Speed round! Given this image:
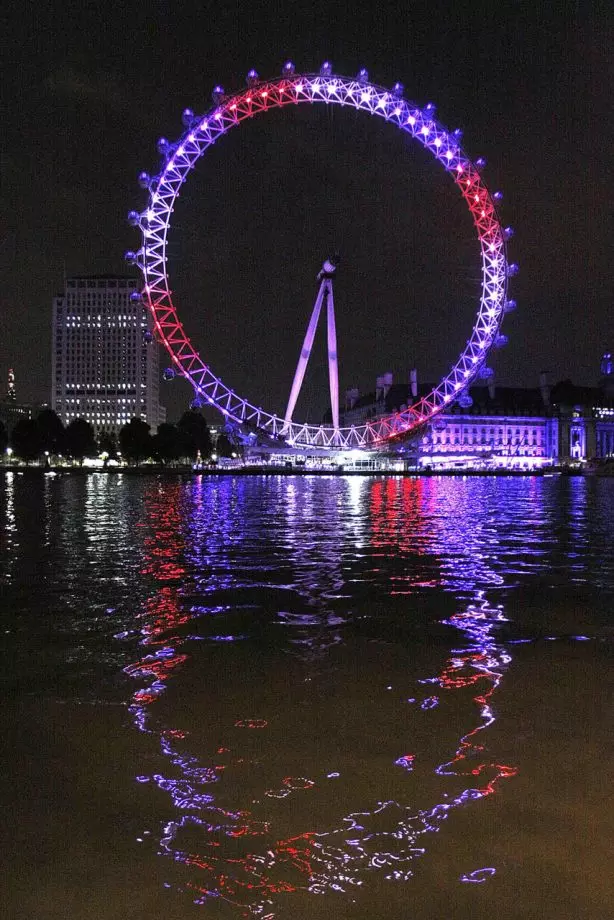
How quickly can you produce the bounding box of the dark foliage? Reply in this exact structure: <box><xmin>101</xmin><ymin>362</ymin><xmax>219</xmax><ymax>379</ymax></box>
<box><xmin>118</xmin><ymin>418</ymin><xmax>153</xmax><ymax>466</ymax></box>
<box><xmin>216</xmin><ymin>433</ymin><xmax>235</xmax><ymax>458</ymax></box>
<box><xmin>177</xmin><ymin>411</ymin><xmax>212</xmax><ymax>461</ymax></box>
<box><xmin>65</xmin><ymin>418</ymin><xmax>97</xmax><ymax>463</ymax></box>
<box><xmin>35</xmin><ymin>408</ymin><xmax>65</xmax><ymax>456</ymax></box>
<box><xmin>11</xmin><ymin>418</ymin><xmax>43</xmax><ymax>463</ymax></box>
<box><xmin>152</xmin><ymin>423</ymin><xmax>182</xmax><ymax>465</ymax></box>
<box><xmin>98</xmin><ymin>432</ymin><xmax>118</xmax><ymax>458</ymax></box>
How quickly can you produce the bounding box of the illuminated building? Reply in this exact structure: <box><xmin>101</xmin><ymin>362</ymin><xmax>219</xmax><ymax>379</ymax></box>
<box><xmin>7</xmin><ymin>368</ymin><xmax>15</xmax><ymax>401</ymax></box>
<box><xmin>0</xmin><ymin>368</ymin><xmax>37</xmax><ymax>431</ymax></box>
<box><xmin>337</xmin><ymin>356</ymin><xmax>614</xmax><ymax>468</ymax></box>
<box><xmin>51</xmin><ymin>275</ymin><xmax>166</xmax><ymax>436</ymax></box>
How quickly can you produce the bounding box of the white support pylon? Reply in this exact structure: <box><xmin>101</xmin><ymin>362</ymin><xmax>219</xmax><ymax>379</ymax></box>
<box><xmin>283</xmin><ymin>257</ymin><xmax>340</xmax><ymax>436</ymax></box>
<box><xmin>326</xmin><ymin>280</ymin><xmax>339</xmax><ymax>430</ymax></box>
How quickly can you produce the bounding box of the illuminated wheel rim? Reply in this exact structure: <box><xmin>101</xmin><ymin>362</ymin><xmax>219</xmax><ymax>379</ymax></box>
<box><xmin>128</xmin><ymin>67</ymin><xmax>515</xmax><ymax>450</ymax></box>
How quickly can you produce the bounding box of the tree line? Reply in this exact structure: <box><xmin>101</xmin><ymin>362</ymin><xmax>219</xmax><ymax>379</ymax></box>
<box><xmin>0</xmin><ymin>408</ymin><xmax>235</xmax><ymax>466</ymax></box>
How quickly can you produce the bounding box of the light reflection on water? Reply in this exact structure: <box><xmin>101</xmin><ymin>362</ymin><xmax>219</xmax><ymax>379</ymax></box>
<box><xmin>115</xmin><ymin>475</ymin><xmax>610</xmax><ymax>916</ymax></box>
<box><xmin>1</xmin><ymin>473</ymin><xmax>613</xmax><ymax>917</ymax></box>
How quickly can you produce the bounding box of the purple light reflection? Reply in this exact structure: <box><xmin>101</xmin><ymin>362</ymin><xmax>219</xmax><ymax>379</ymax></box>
<box><xmin>119</xmin><ymin>477</ymin><xmax>533</xmax><ymax>915</ymax></box>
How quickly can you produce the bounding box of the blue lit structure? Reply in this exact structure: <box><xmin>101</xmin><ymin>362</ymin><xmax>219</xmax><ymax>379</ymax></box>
<box><xmin>336</xmin><ymin>358</ymin><xmax>614</xmax><ymax>468</ymax></box>
<box><xmin>128</xmin><ymin>63</ymin><xmax>515</xmax><ymax>450</ymax></box>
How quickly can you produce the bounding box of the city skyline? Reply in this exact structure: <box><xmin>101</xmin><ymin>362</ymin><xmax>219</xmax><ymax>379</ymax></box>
<box><xmin>1</xmin><ymin>3</ymin><xmax>612</xmax><ymax>424</ymax></box>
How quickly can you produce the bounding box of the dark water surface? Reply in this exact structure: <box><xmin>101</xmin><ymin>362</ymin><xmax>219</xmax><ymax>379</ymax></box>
<box><xmin>1</xmin><ymin>472</ymin><xmax>613</xmax><ymax>920</ymax></box>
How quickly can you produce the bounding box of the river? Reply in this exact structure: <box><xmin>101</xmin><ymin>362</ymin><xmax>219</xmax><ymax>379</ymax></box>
<box><xmin>1</xmin><ymin>472</ymin><xmax>613</xmax><ymax>919</ymax></box>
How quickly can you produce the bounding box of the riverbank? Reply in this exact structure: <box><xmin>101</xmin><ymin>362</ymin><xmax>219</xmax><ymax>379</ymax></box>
<box><xmin>2</xmin><ymin>464</ymin><xmax>612</xmax><ymax>477</ymax></box>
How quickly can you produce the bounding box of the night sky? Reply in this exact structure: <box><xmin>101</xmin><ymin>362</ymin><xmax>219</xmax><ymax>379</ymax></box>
<box><xmin>2</xmin><ymin>1</ymin><xmax>612</xmax><ymax>422</ymax></box>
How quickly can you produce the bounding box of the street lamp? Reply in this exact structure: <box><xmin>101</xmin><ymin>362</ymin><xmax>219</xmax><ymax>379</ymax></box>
<box><xmin>6</xmin><ymin>447</ymin><xmax>13</xmax><ymax>464</ymax></box>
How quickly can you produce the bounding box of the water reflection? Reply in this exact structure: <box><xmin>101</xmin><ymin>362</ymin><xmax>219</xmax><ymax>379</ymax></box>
<box><xmin>0</xmin><ymin>471</ymin><xmax>17</xmax><ymax>585</ymax></box>
<box><xmin>1</xmin><ymin>472</ymin><xmax>612</xmax><ymax>917</ymax></box>
<box><xmin>122</xmin><ymin>476</ymin><xmax>539</xmax><ymax>915</ymax></box>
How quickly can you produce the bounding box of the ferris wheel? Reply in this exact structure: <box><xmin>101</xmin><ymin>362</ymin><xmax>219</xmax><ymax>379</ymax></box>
<box><xmin>126</xmin><ymin>62</ymin><xmax>516</xmax><ymax>450</ymax></box>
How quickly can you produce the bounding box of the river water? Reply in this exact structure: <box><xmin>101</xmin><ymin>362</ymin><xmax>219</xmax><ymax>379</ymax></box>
<box><xmin>1</xmin><ymin>472</ymin><xmax>613</xmax><ymax>919</ymax></box>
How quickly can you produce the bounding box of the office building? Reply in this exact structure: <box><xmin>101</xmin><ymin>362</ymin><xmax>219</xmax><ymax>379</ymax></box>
<box><xmin>52</xmin><ymin>276</ymin><xmax>165</xmax><ymax>436</ymax></box>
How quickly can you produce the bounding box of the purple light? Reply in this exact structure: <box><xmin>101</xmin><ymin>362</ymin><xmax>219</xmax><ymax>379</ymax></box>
<box><xmin>134</xmin><ymin>69</ymin><xmax>512</xmax><ymax>452</ymax></box>
<box><xmin>421</xmin><ymin>696</ymin><xmax>439</xmax><ymax>710</ymax></box>
<box><xmin>460</xmin><ymin>867</ymin><xmax>496</xmax><ymax>883</ymax></box>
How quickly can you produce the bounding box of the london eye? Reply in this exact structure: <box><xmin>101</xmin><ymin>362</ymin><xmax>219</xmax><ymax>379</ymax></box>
<box><xmin>126</xmin><ymin>62</ymin><xmax>516</xmax><ymax>450</ymax></box>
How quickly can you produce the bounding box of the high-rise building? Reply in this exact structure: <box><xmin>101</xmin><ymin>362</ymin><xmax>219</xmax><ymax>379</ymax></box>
<box><xmin>52</xmin><ymin>275</ymin><xmax>166</xmax><ymax>436</ymax></box>
<box><xmin>7</xmin><ymin>368</ymin><xmax>16</xmax><ymax>401</ymax></box>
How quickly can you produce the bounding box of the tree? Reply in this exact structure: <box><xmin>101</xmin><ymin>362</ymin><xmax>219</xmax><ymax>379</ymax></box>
<box><xmin>0</xmin><ymin>420</ymin><xmax>8</xmax><ymax>459</ymax></box>
<box><xmin>177</xmin><ymin>411</ymin><xmax>212</xmax><ymax>461</ymax></box>
<box><xmin>35</xmin><ymin>408</ymin><xmax>65</xmax><ymax>458</ymax></box>
<box><xmin>152</xmin><ymin>423</ymin><xmax>181</xmax><ymax>465</ymax></box>
<box><xmin>216</xmin><ymin>433</ymin><xmax>235</xmax><ymax>458</ymax></box>
<box><xmin>10</xmin><ymin>418</ymin><xmax>43</xmax><ymax>464</ymax></box>
<box><xmin>65</xmin><ymin>418</ymin><xmax>97</xmax><ymax>465</ymax></box>
<box><xmin>98</xmin><ymin>431</ymin><xmax>117</xmax><ymax>459</ymax></box>
<box><xmin>119</xmin><ymin>418</ymin><xmax>152</xmax><ymax>466</ymax></box>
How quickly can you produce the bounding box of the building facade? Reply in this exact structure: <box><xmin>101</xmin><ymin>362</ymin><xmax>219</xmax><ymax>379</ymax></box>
<box><xmin>52</xmin><ymin>276</ymin><xmax>165</xmax><ymax>436</ymax></box>
<box><xmin>0</xmin><ymin>369</ymin><xmax>38</xmax><ymax>433</ymax></box>
<box><xmin>337</xmin><ymin>357</ymin><xmax>614</xmax><ymax>469</ymax></box>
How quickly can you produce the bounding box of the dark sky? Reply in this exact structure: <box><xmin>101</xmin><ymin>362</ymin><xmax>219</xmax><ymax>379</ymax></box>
<box><xmin>2</xmin><ymin>0</ymin><xmax>612</xmax><ymax>422</ymax></box>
